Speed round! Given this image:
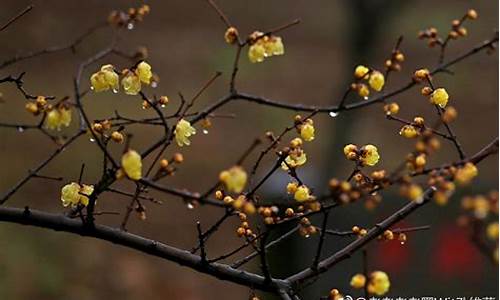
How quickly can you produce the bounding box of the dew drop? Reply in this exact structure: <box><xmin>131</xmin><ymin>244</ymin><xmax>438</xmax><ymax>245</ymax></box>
<box><xmin>17</xmin><ymin>126</ymin><xmax>25</xmax><ymax>133</ymax></box>
<box><xmin>160</xmin><ymin>104</ymin><xmax>166</xmax><ymax>108</ymax></box>
<box><xmin>151</xmin><ymin>82</ymin><xmax>158</xmax><ymax>88</ymax></box>
<box><xmin>400</xmin><ymin>241</ymin><xmax>405</xmax><ymax>245</ymax></box>
<box><xmin>363</xmin><ymin>96</ymin><xmax>369</xmax><ymax>100</ymax></box>
<box><xmin>329</xmin><ymin>111</ymin><xmax>338</xmax><ymax>118</ymax></box>
<box><xmin>90</xmin><ymin>86</ymin><xmax>95</xmax><ymax>91</ymax></box>
<box><xmin>304</xmin><ymin>234</ymin><xmax>310</xmax><ymax>238</ymax></box>
<box><xmin>89</xmin><ymin>138</ymin><xmax>96</xmax><ymax>143</ymax></box>
<box><xmin>186</xmin><ymin>202</ymin><xmax>195</xmax><ymax>210</ymax></box>
<box><xmin>112</xmin><ymin>88</ymin><xmax>118</xmax><ymax>94</ymax></box>
<box><xmin>202</xmin><ymin>129</ymin><xmax>209</xmax><ymax>135</ymax></box>
<box><xmin>127</xmin><ymin>23</ymin><xmax>134</xmax><ymax>30</ymax></box>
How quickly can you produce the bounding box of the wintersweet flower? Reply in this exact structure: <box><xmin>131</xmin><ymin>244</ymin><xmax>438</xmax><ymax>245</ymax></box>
<box><xmin>367</xmin><ymin>271</ymin><xmax>390</xmax><ymax>296</ymax></box>
<box><xmin>294</xmin><ymin>185</ymin><xmax>311</xmax><ymax>202</ymax></box>
<box><xmin>354</xmin><ymin>65</ymin><xmax>369</xmax><ymax>79</ymax></box>
<box><xmin>136</xmin><ymin>61</ymin><xmax>153</xmax><ymax>84</ymax></box>
<box><xmin>281</xmin><ymin>150</ymin><xmax>307</xmax><ymax>170</ymax></box>
<box><xmin>122</xmin><ymin>71</ymin><xmax>142</xmax><ymax>95</ymax></box>
<box><xmin>174</xmin><ymin>119</ymin><xmax>196</xmax><ymax>147</ymax></box>
<box><xmin>219</xmin><ymin>166</ymin><xmax>248</xmax><ymax>193</ymax></box>
<box><xmin>248</xmin><ymin>43</ymin><xmax>266</xmax><ymax>63</ymax></box>
<box><xmin>121</xmin><ymin>149</ymin><xmax>142</xmax><ymax>180</ymax></box>
<box><xmin>360</xmin><ymin>145</ymin><xmax>380</xmax><ymax>166</ymax></box>
<box><xmin>300</xmin><ymin>120</ymin><xmax>315</xmax><ymax>142</ymax></box>
<box><xmin>61</xmin><ymin>182</ymin><xmax>94</xmax><ymax>207</ymax></box>
<box><xmin>45</xmin><ymin>107</ymin><xmax>72</xmax><ymax>130</ymax></box>
<box><xmin>455</xmin><ymin>162</ymin><xmax>478</xmax><ymax>185</ymax></box>
<box><xmin>368</xmin><ymin>71</ymin><xmax>385</xmax><ymax>91</ymax></box>
<box><xmin>430</xmin><ymin>88</ymin><xmax>449</xmax><ymax>108</ymax></box>
<box><xmin>247</xmin><ymin>32</ymin><xmax>284</xmax><ymax>63</ymax></box>
<box><xmin>90</xmin><ymin>64</ymin><xmax>119</xmax><ymax>92</ymax></box>
<box><xmin>399</xmin><ymin>125</ymin><xmax>419</xmax><ymax>138</ymax></box>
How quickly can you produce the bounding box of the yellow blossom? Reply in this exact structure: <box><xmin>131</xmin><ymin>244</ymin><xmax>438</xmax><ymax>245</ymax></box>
<box><xmin>399</xmin><ymin>125</ymin><xmax>419</xmax><ymax>138</ymax></box>
<box><xmin>300</xmin><ymin>121</ymin><xmax>315</xmax><ymax>142</ymax></box>
<box><xmin>136</xmin><ymin>61</ymin><xmax>153</xmax><ymax>84</ymax></box>
<box><xmin>360</xmin><ymin>145</ymin><xmax>380</xmax><ymax>166</ymax></box>
<box><xmin>121</xmin><ymin>149</ymin><xmax>142</xmax><ymax>180</ymax></box>
<box><xmin>368</xmin><ymin>71</ymin><xmax>385</xmax><ymax>91</ymax></box>
<box><xmin>122</xmin><ymin>72</ymin><xmax>142</xmax><ymax>95</ymax></box>
<box><xmin>294</xmin><ymin>185</ymin><xmax>311</xmax><ymax>202</ymax></box>
<box><xmin>265</xmin><ymin>36</ymin><xmax>284</xmax><ymax>56</ymax></box>
<box><xmin>90</xmin><ymin>64</ymin><xmax>119</xmax><ymax>92</ymax></box>
<box><xmin>455</xmin><ymin>162</ymin><xmax>478</xmax><ymax>185</ymax></box>
<box><xmin>430</xmin><ymin>88</ymin><xmax>449</xmax><ymax>108</ymax></box>
<box><xmin>281</xmin><ymin>150</ymin><xmax>307</xmax><ymax>170</ymax></box>
<box><xmin>487</xmin><ymin>222</ymin><xmax>499</xmax><ymax>241</ymax></box>
<box><xmin>350</xmin><ymin>273</ymin><xmax>366</xmax><ymax>289</ymax></box>
<box><xmin>358</xmin><ymin>84</ymin><xmax>370</xmax><ymax>98</ymax></box>
<box><xmin>407</xmin><ymin>184</ymin><xmax>424</xmax><ymax>203</ymax></box>
<box><xmin>367</xmin><ymin>271</ymin><xmax>390</xmax><ymax>296</ymax></box>
<box><xmin>286</xmin><ymin>182</ymin><xmax>298</xmax><ymax>194</ymax></box>
<box><xmin>219</xmin><ymin>166</ymin><xmax>247</xmax><ymax>194</ymax></box>
<box><xmin>354</xmin><ymin>65</ymin><xmax>370</xmax><ymax>79</ymax></box>
<box><xmin>45</xmin><ymin>107</ymin><xmax>72</xmax><ymax>130</ymax></box>
<box><xmin>248</xmin><ymin>43</ymin><xmax>266</xmax><ymax>63</ymax></box>
<box><xmin>174</xmin><ymin>118</ymin><xmax>196</xmax><ymax>147</ymax></box>
<box><xmin>61</xmin><ymin>182</ymin><xmax>94</xmax><ymax>207</ymax></box>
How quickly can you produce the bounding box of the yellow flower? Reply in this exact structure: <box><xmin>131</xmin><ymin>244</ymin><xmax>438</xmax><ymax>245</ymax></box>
<box><xmin>300</xmin><ymin>121</ymin><xmax>315</xmax><ymax>142</ymax></box>
<box><xmin>368</xmin><ymin>71</ymin><xmax>385</xmax><ymax>92</ymax></box>
<box><xmin>399</xmin><ymin>125</ymin><xmax>419</xmax><ymax>138</ymax></box>
<box><xmin>367</xmin><ymin>271</ymin><xmax>390</xmax><ymax>296</ymax></box>
<box><xmin>358</xmin><ymin>84</ymin><xmax>370</xmax><ymax>98</ymax></box>
<box><xmin>219</xmin><ymin>166</ymin><xmax>247</xmax><ymax>194</ymax></box>
<box><xmin>174</xmin><ymin>118</ymin><xmax>196</xmax><ymax>147</ymax></box>
<box><xmin>487</xmin><ymin>222</ymin><xmax>499</xmax><ymax>241</ymax></box>
<box><xmin>248</xmin><ymin>43</ymin><xmax>266</xmax><ymax>63</ymax></box>
<box><xmin>354</xmin><ymin>65</ymin><xmax>369</xmax><ymax>79</ymax></box>
<box><xmin>122</xmin><ymin>72</ymin><xmax>142</xmax><ymax>95</ymax></box>
<box><xmin>265</xmin><ymin>36</ymin><xmax>284</xmax><ymax>56</ymax></box>
<box><xmin>45</xmin><ymin>107</ymin><xmax>72</xmax><ymax>130</ymax></box>
<box><xmin>407</xmin><ymin>184</ymin><xmax>424</xmax><ymax>203</ymax></box>
<box><xmin>430</xmin><ymin>88</ymin><xmax>449</xmax><ymax>108</ymax></box>
<box><xmin>281</xmin><ymin>150</ymin><xmax>307</xmax><ymax>170</ymax></box>
<box><xmin>294</xmin><ymin>185</ymin><xmax>311</xmax><ymax>202</ymax></box>
<box><xmin>61</xmin><ymin>182</ymin><xmax>94</xmax><ymax>207</ymax></box>
<box><xmin>350</xmin><ymin>273</ymin><xmax>366</xmax><ymax>289</ymax></box>
<box><xmin>90</xmin><ymin>64</ymin><xmax>119</xmax><ymax>92</ymax></box>
<box><xmin>455</xmin><ymin>162</ymin><xmax>478</xmax><ymax>185</ymax></box>
<box><xmin>286</xmin><ymin>182</ymin><xmax>298</xmax><ymax>194</ymax></box>
<box><xmin>360</xmin><ymin>145</ymin><xmax>380</xmax><ymax>166</ymax></box>
<box><xmin>136</xmin><ymin>61</ymin><xmax>153</xmax><ymax>84</ymax></box>
<box><xmin>121</xmin><ymin>149</ymin><xmax>142</xmax><ymax>180</ymax></box>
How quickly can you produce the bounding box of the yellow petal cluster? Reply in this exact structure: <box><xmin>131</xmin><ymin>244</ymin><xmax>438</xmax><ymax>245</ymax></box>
<box><xmin>281</xmin><ymin>151</ymin><xmax>307</xmax><ymax>170</ymax></box>
<box><xmin>61</xmin><ymin>182</ymin><xmax>94</xmax><ymax>207</ymax></box>
<box><xmin>430</xmin><ymin>88</ymin><xmax>449</xmax><ymax>108</ymax></box>
<box><xmin>45</xmin><ymin>107</ymin><xmax>72</xmax><ymax>130</ymax></box>
<box><xmin>399</xmin><ymin>125</ymin><xmax>419</xmax><ymax>138</ymax></box>
<box><xmin>136</xmin><ymin>61</ymin><xmax>153</xmax><ymax>84</ymax></box>
<box><xmin>455</xmin><ymin>162</ymin><xmax>478</xmax><ymax>185</ymax></box>
<box><xmin>90</xmin><ymin>64</ymin><xmax>119</xmax><ymax>92</ymax></box>
<box><xmin>294</xmin><ymin>185</ymin><xmax>311</xmax><ymax>202</ymax></box>
<box><xmin>174</xmin><ymin>118</ymin><xmax>196</xmax><ymax>147</ymax></box>
<box><xmin>360</xmin><ymin>144</ymin><xmax>380</xmax><ymax>166</ymax></box>
<box><xmin>248</xmin><ymin>32</ymin><xmax>284</xmax><ymax>63</ymax></box>
<box><xmin>354</xmin><ymin>65</ymin><xmax>370</xmax><ymax>79</ymax></box>
<box><xmin>219</xmin><ymin>166</ymin><xmax>248</xmax><ymax>194</ymax></box>
<box><xmin>367</xmin><ymin>271</ymin><xmax>390</xmax><ymax>296</ymax></box>
<box><xmin>122</xmin><ymin>71</ymin><xmax>142</xmax><ymax>95</ymax></box>
<box><xmin>121</xmin><ymin>149</ymin><xmax>143</xmax><ymax>180</ymax></box>
<box><xmin>300</xmin><ymin>120</ymin><xmax>315</xmax><ymax>142</ymax></box>
<box><xmin>368</xmin><ymin>71</ymin><xmax>385</xmax><ymax>91</ymax></box>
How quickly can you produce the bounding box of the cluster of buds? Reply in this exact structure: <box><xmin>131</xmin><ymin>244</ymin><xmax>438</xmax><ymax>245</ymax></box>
<box><xmin>235</xmin><ymin>212</ymin><xmax>257</xmax><ymax>241</ymax></box>
<box><xmin>343</xmin><ymin>144</ymin><xmax>380</xmax><ymax>167</ymax></box>
<box><xmin>294</xmin><ymin>115</ymin><xmax>315</xmax><ymax>142</ymax></box>
<box><xmin>428</xmin><ymin>172</ymin><xmax>455</xmax><ymax>206</ymax></box>
<box><xmin>352</xmin><ymin>65</ymin><xmax>386</xmax><ymax>98</ymax></box>
<box><xmin>25</xmin><ymin>96</ymin><xmax>50</xmax><ymax>116</ymax></box>
<box><xmin>298</xmin><ymin>217</ymin><xmax>317</xmax><ymax>238</ymax></box>
<box><xmin>258</xmin><ymin>206</ymin><xmax>280</xmax><ymax>225</ymax></box>
<box><xmin>91</xmin><ymin>120</ymin><xmax>124</xmax><ymax>143</ymax></box>
<box><xmin>405</xmin><ymin>152</ymin><xmax>427</xmax><ymax>172</ymax></box>
<box><xmin>418</xmin><ymin>9</ymin><xmax>477</xmax><ymax>48</ymax></box>
<box><xmin>224</xmin><ymin>195</ymin><xmax>256</xmax><ymax>215</ymax></box>
<box><xmin>328</xmin><ymin>178</ymin><xmax>360</xmax><ymax>204</ymax></box>
<box><xmin>351</xmin><ymin>225</ymin><xmax>368</xmax><ymax>237</ymax></box>
<box><xmin>454</xmin><ymin>162</ymin><xmax>478</xmax><ymax>185</ymax></box>
<box><xmin>281</xmin><ymin>138</ymin><xmax>307</xmax><ymax>170</ymax></box>
<box><xmin>414</xmin><ymin>69</ymin><xmax>450</xmax><ymax>108</ymax></box>
<box><xmin>384</xmin><ymin>48</ymin><xmax>405</xmax><ymax>72</ymax></box>
<box><xmin>247</xmin><ymin>31</ymin><xmax>284</xmax><ymax>63</ymax></box>
<box><xmin>134</xmin><ymin>203</ymin><xmax>147</xmax><ymax>221</ymax></box>
<box><xmin>400</xmin><ymin>182</ymin><xmax>424</xmax><ymax>203</ymax></box>
<box><xmin>383</xmin><ymin>102</ymin><xmax>400</xmax><ymax>116</ymax></box>
<box><xmin>287</xmin><ymin>182</ymin><xmax>314</xmax><ymax>202</ymax></box>
<box><xmin>460</xmin><ymin>191</ymin><xmax>498</xmax><ymax>220</ymax></box>
<box><xmin>414</xmin><ymin>131</ymin><xmax>441</xmax><ymax>155</ymax></box>
<box><xmin>152</xmin><ymin>153</ymin><xmax>184</xmax><ymax>180</ymax></box>
<box><xmin>349</xmin><ymin>271</ymin><xmax>391</xmax><ymax>296</ymax></box>
<box><xmin>108</xmin><ymin>4</ymin><xmax>150</xmax><ymax>29</ymax></box>
<box><xmin>142</xmin><ymin>95</ymin><xmax>169</xmax><ymax>110</ymax></box>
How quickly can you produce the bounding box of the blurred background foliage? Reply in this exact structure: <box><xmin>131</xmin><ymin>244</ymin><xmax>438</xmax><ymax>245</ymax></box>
<box><xmin>0</xmin><ymin>0</ymin><xmax>498</xmax><ymax>299</ymax></box>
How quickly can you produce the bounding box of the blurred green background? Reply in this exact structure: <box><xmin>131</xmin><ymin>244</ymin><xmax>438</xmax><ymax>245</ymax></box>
<box><xmin>0</xmin><ymin>0</ymin><xmax>498</xmax><ymax>299</ymax></box>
